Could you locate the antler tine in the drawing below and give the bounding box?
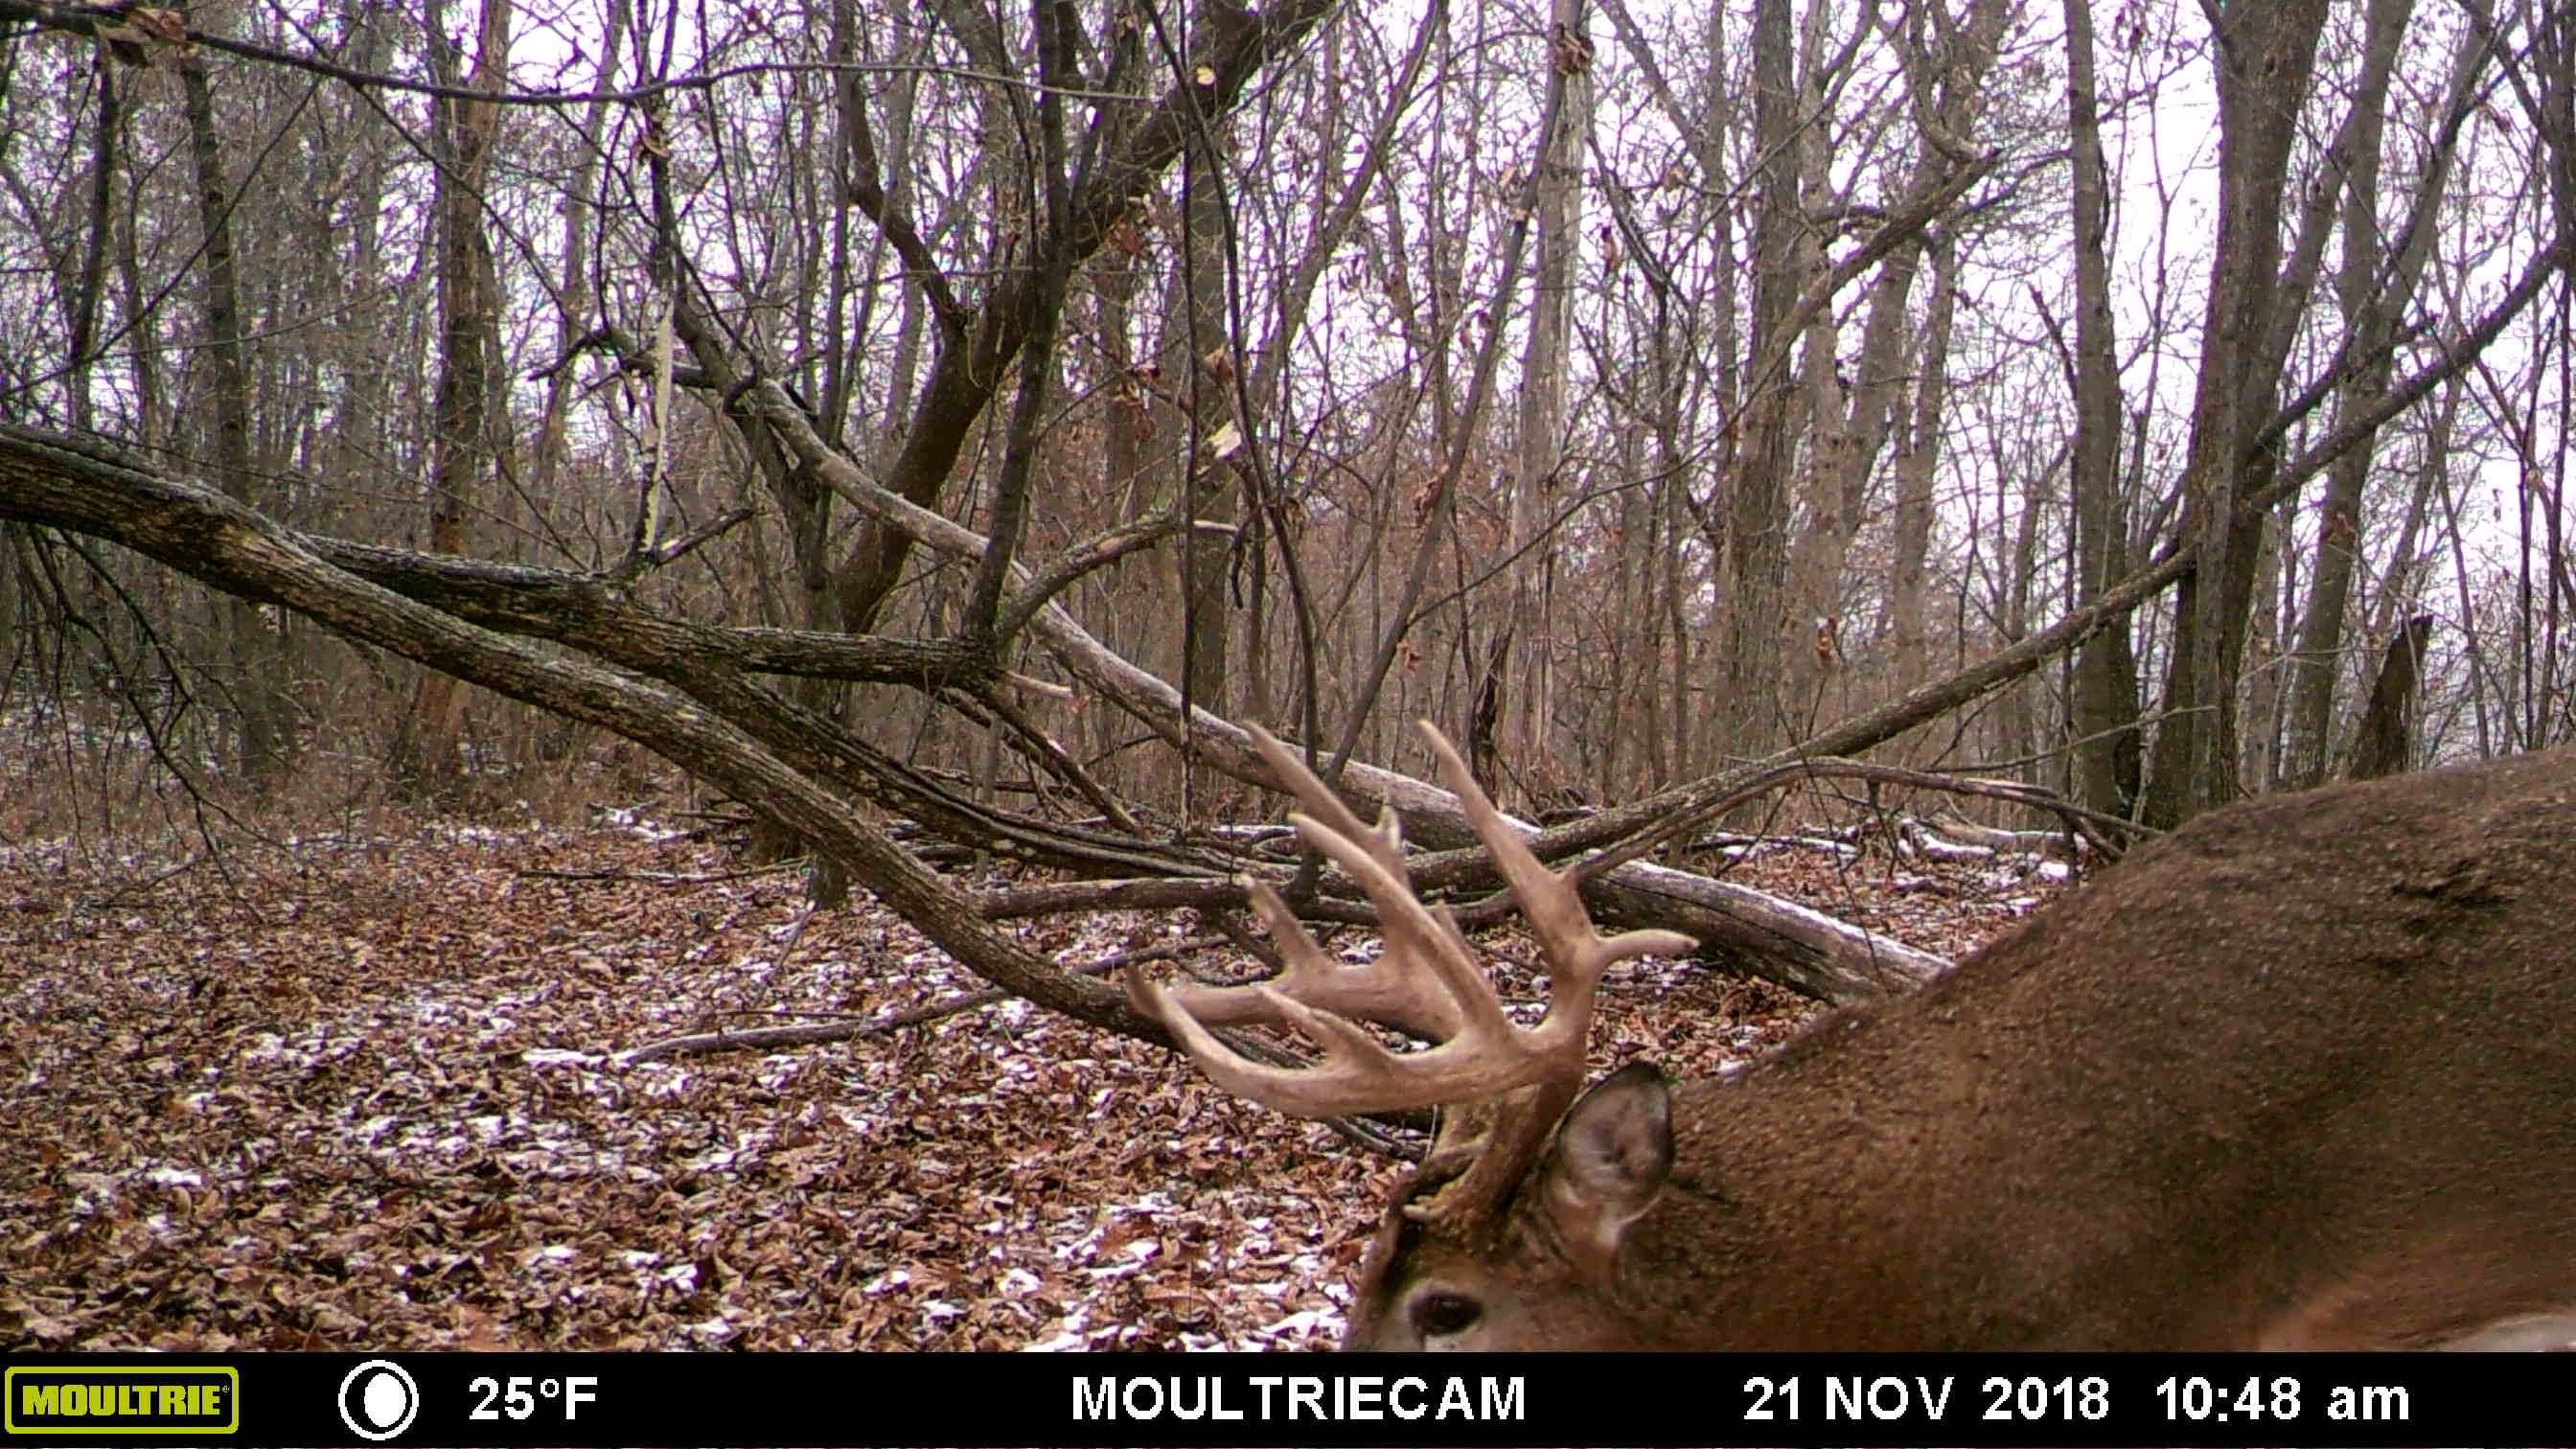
[1414,723,1696,1029]
[1128,723,1698,1126]
[1140,876,1469,1041]
[1133,727,1479,1042]
[1128,872,1533,1116]
[1131,728,1560,1116]
[1245,725,1410,888]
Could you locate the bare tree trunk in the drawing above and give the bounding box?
[2000,465,2041,780]
[1722,0,1800,757]
[321,0,397,535]
[1099,246,1152,779]
[2061,0,2141,816]
[1889,239,1954,687]
[1497,0,1593,806]
[64,56,119,433]
[178,18,293,785]
[2285,0,2483,785]
[2141,0,2330,826]
[2361,376,2458,654]
[1175,141,1236,745]
[2242,512,2283,787]
[402,0,512,790]
[531,0,621,505]
[1781,0,1852,724]
[1654,328,1693,786]
[115,166,164,450]
[2348,613,2435,780]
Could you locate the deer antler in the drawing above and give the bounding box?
[1128,723,1695,1129]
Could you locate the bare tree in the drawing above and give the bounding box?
[178,2,296,782]
[2059,0,2142,816]
[401,0,513,787]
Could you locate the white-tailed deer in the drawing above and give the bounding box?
[1128,723,2576,1350]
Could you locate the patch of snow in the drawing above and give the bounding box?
[1250,1306,1345,1344]
[521,1048,601,1070]
[682,1142,748,1172]
[1022,1323,1088,1352]
[1080,1241,1160,1280]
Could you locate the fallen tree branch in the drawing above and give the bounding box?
[0,425,1171,1049]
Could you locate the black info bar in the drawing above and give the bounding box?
[0,1352,2559,1447]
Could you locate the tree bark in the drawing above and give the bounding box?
[2141,0,2331,826]
[2061,0,2141,816]
[2347,613,2434,781]
[1496,0,1593,805]
[2283,0,2486,785]
[1722,0,1801,757]
[403,0,512,789]
[178,18,294,784]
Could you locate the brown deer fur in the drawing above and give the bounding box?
[1138,727,2576,1351]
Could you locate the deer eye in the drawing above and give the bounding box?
[1412,1291,1483,1340]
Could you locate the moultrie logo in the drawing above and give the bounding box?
[5,1366,239,1436]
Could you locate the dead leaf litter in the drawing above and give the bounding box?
[0,814,2058,1350]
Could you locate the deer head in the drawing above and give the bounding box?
[1132,723,2576,1351]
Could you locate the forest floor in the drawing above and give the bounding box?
[0,787,2067,1350]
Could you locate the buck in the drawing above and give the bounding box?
[1128,723,2576,1350]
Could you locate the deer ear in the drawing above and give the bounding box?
[1544,1061,1673,1260]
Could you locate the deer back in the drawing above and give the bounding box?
[1137,729,2576,1350]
